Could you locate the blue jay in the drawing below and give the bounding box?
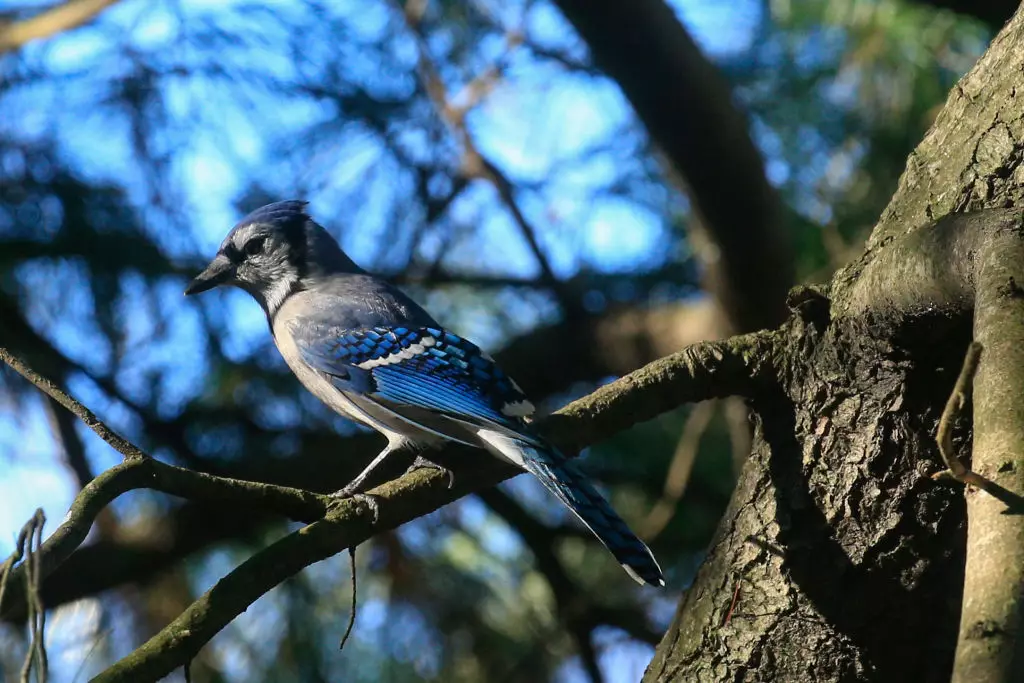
[185,200,663,586]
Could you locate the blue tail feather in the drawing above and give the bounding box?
[498,437,664,587]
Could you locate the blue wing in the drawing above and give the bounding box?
[291,323,537,439]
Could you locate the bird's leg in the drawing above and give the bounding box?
[331,441,405,522]
[404,452,455,489]
[332,444,394,497]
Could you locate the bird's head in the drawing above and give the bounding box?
[185,200,360,314]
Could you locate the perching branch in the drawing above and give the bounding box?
[0,328,775,682]
[0,456,331,622]
[89,331,774,682]
[0,296,727,619]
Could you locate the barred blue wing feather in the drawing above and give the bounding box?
[292,324,537,439]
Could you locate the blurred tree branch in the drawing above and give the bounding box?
[480,487,661,680]
[911,0,1015,29]
[640,400,715,540]
[553,0,794,333]
[1,327,776,679]
[0,0,121,53]
[400,4,581,316]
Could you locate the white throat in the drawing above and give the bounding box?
[263,274,300,317]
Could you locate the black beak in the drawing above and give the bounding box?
[185,254,235,296]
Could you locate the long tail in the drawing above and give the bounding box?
[477,430,664,587]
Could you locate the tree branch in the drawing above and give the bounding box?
[0,296,727,616]
[0,329,777,680]
[90,331,774,681]
[0,346,146,462]
[0,0,122,54]
[553,0,793,332]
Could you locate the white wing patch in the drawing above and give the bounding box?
[356,336,436,369]
[476,428,528,468]
[501,399,535,417]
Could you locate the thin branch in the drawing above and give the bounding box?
[80,329,776,681]
[399,8,578,312]
[0,347,145,462]
[0,511,47,683]
[0,0,122,54]
[0,458,331,620]
[932,342,990,488]
[641,400,715,539]
[20,510,46,683]
[338,547,358,651]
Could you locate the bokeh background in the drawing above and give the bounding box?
[0,0,995,680]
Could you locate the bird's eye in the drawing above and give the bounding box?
[243,236,267,256]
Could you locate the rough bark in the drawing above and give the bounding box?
[646,6,1024,682]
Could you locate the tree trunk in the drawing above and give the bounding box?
[646,6,1024,682]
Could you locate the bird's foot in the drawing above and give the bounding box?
[405,455,455,489]
[329,487,381,524]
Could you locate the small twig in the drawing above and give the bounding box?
[642,401,715,539]
[0,346,146,462]
[70,628,110,683]
[0,524,29,614]
[397,8,577,312]
[933,342,992,488]
[13,510,47,683]
[722,573,741,628]
[338,547,358,651]
[0,0,122,54]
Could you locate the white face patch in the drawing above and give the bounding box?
[501,399,535,417]
[263,272,299,316]
[356,336,436,369]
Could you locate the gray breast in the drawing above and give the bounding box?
[271,290,441,446]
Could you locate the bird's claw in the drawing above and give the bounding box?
[330,488,381,524]
[405,455,455,489]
